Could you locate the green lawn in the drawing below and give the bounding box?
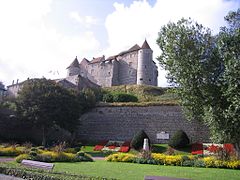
[54,160,240,180]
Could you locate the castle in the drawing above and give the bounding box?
[7,40,158,97]
[66,40,158,87]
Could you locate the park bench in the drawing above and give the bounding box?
[21,160,54,170]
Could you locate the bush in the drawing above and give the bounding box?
[106,153,136,162]
[130,130,150,150]
[15,150,93,163]
[0,146,22,156]
[168,130,190,148]
[112,93,138,102]
[102,93,114,102]
[15,154,31,163]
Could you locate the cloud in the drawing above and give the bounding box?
[105,0,239,86]
[69,11,98,28]
[0,0,100,85]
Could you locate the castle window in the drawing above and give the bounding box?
[149,79,151,81]
[140,78,143,81]
[108,72,111,75]
[129,62,132,67]
[145,65,147,68]
[91,69,94,74]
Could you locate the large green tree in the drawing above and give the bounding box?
[16,78,82,146]
[156,9,240,157]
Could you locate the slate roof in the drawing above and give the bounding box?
[90,56,105,64]
[141,40,151,49]
[80,58,90,65]
[118,44,141,56]
[67,56,80,69]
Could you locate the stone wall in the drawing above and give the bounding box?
[77,106,210,143]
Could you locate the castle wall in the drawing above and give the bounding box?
[77,106,210,143]
[67,67,80,77]
[118,51,138,85]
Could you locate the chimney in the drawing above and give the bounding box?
[16,79,19,84]
[12,80,14,85]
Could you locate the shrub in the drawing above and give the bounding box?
[106,153,136,162]
[15,154,30,163]
[194,159,205,167]
[168,130,190,148]
[15,150,93,163]
[112,93,138,102]
[203,156,216,167]
[130,130,150,150]
[182,160,194,167]
[102,93,114,102]
[0,146,22,156]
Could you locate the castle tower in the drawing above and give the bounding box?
[66,56,80,77]
[137,40,153,85]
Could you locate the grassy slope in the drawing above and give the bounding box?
[101,84,179,105]
[54,160,240,180]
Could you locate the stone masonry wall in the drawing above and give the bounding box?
[77,106,210,143]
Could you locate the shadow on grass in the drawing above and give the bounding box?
[151,144,168,153]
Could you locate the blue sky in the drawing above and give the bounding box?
[0,0,239,87]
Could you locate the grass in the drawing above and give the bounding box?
[54,160,240,180]
[101,84,179,104]
[81,146,113,157]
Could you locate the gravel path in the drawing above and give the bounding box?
[0,174,23,180]
[0,158,14,162]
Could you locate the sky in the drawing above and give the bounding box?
[0,0,239,87]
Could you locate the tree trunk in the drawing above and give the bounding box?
[234,142,240,159]
[42,125,46,147]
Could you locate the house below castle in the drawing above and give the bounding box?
[66,40,158,87]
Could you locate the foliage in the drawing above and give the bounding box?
[112,93,138,102]
[102,93,114,103]
[168,130,190,148]
[105,152,240,169]
[130,130,150,150]
[156,9,240,158]
[105,153,136,162]
[15,149,93,163]
[0,146,23,156]
[16,78,82,146]
[102,84,178,103]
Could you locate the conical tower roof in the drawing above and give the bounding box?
[67,56,80,69]
[141,39,151,49]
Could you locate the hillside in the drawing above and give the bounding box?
[100,84,179,106]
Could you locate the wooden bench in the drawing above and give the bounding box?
[21,160,54,170]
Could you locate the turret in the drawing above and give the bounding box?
[137,40,153,85]
[66,56,80,77]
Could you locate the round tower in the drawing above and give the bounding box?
[137,40,153,85]
[66,56,80,77]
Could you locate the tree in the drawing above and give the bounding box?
[156,9,240,158]
[16,78,82,146]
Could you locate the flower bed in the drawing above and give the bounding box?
[106,153,240,169]
[94,141,130,153]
